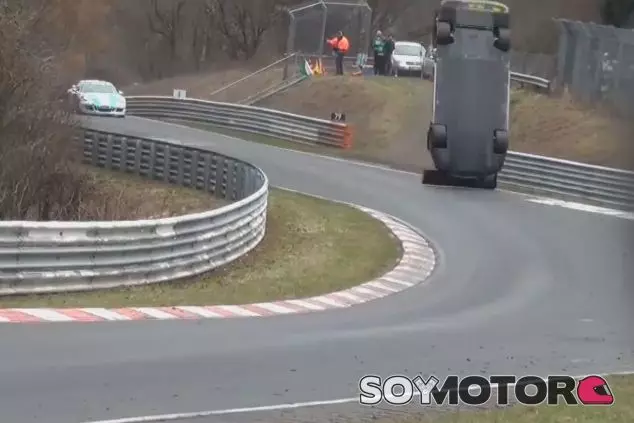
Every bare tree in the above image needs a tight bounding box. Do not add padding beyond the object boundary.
[147,0,186,60]
[0,1,80,219]
[203,0,285,60]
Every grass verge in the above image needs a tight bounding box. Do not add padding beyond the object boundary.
[0,188,401,308]
[378,374,632,423]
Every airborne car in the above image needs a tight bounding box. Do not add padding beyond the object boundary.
[423,0,511,189]
[68,79,126,118]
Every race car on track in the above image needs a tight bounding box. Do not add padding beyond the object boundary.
[68,79,126,117]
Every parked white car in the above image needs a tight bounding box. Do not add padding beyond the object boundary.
[391,41,431,78]
[68,79,126,118]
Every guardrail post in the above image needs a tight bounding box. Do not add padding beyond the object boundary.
[203,152,212,193]
[90,132,100,166]
[176,147,185,186]
[149,141,157,180]
[215,156,226,199]
[105,134,114,169]
[163,145,171,183]
[134,138,142,176]
[343,124,354,149]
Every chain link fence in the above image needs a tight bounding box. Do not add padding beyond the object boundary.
[286,0,372,61]
[555,19,634,116]
[510,51,557,79]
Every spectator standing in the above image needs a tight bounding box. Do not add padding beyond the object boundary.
[372,30,386,75]
[326,31,350,75]
[384,34,395,76]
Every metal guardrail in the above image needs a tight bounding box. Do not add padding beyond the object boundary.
[500,152,634,211]
[0,129,268,295]
[510,72,551,91]
[127,97,633,211]
[126,96,352,149]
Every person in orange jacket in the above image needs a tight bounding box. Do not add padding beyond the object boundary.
[327,31,350,75]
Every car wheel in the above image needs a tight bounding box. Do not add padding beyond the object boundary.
[436,21,454,45]
[428,124,447,149]
[493,129,509,154]
[493,28,511,52]
[478,174,497,190]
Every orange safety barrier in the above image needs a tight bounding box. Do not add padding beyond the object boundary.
[342,124,354,149]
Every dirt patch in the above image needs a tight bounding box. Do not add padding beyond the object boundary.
[0,188,401,308]
[257,75,634,171]
[76,166,225,220]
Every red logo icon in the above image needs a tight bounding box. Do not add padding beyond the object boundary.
[576,375,614,405]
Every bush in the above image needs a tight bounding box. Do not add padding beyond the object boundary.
[0,1,87,220]
[0,1,159,221]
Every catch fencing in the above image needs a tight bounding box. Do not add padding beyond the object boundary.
[286,0,372,60]
[510,51,557,80]
[0,129,268,295]
[555,19,634,115]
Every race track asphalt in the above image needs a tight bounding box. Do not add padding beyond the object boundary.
[0,116,632,423]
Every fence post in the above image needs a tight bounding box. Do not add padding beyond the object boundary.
[554,19,568,92]
[318,0,328,59]
[284,12,298,80]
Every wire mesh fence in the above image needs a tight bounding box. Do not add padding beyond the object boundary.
[555,19,634,116]
[510,51,557,79]
[286,0,372,60]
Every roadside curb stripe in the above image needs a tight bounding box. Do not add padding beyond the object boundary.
[0,205,436,324]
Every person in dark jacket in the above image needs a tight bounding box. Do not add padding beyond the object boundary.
[384,34,395,76]
[372,30,386,75]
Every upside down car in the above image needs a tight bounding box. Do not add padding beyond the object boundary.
[68,79,126,117]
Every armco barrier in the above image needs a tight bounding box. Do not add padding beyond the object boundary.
[126,96,634,211]
[500,152,634,210]
[126,96,352,149]
[510,72,551,92]
[0,129,268,295]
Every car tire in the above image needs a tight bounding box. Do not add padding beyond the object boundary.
[436,21,454,45]
[493,28,511,52]
[493,129,509,154]
[428,124,447,149]
[478,174,498,190]
[422,169,449,186]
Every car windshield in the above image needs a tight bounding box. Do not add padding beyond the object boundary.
[395,45,423,56]
[80,83,116,94]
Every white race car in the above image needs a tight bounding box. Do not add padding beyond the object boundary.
[68,79,126,117]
